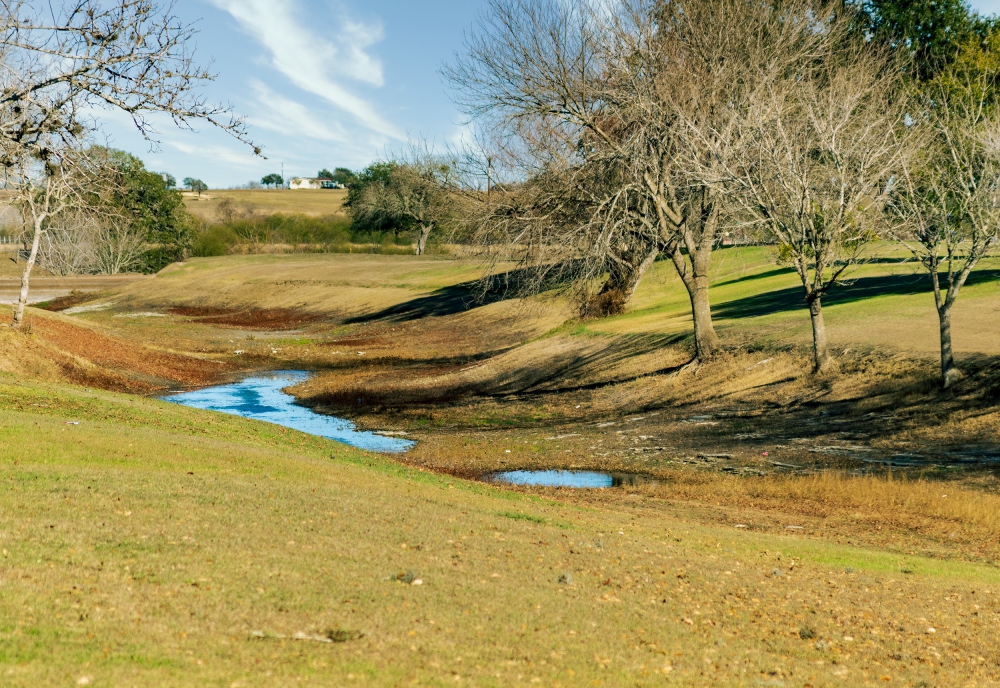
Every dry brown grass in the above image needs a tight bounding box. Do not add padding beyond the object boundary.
[182,188,348,221]
[4,380,1000,686]
[28,251,1000,570]
[0,311,233,392]
[6,252,1000,684]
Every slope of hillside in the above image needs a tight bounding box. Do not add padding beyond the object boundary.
[0,378,997,686]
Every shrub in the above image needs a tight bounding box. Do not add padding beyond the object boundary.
[192,225,239,257]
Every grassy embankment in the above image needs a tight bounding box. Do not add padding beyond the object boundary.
[7,247,1000,684]
[1,376,999,686]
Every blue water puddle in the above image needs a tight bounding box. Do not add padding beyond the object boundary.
[164,370,414,454]
[490,470,652,489]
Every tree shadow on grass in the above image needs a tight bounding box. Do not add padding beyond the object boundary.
[714,269,1000,319]
[345,265,577,324]
[313,332,691,411]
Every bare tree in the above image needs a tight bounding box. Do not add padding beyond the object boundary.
[40,211,99,276]
[4,144,96,324]
[0,0,254,328]
[449,0,843,361]
[730,22,908,372]
[889,54,1000,388]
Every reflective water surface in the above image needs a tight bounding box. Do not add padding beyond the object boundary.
[164,371,414,453]
[490,470,651,488]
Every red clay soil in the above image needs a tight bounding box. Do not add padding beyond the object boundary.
[29,316,234,393]
[167,306,324,330]
[36,291,98,312]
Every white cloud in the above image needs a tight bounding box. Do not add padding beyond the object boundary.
[209,0,403,140]
[170,140,263,170]
[248,81,351,144]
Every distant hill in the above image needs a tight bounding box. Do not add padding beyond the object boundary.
[181,188,348,222]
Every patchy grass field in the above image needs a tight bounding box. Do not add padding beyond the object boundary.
[7,249,1000,684]
[182,189,348,222]
[0,377,998,686]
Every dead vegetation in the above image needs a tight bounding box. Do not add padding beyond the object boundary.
[166,306,325,330]
[25,252,1000,571]
[0,311,233,393]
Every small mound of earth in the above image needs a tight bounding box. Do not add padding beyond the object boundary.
[37,291,99,312]
[167,306,324,330]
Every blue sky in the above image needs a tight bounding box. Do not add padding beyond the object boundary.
[99,0,1000,189]
[100,0,486,189]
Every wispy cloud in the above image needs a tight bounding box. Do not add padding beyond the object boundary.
[170,140,263,170]
[247,81,350,144]
[209,0,403,140]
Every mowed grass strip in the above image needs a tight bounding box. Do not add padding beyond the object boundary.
[0,380,998,686]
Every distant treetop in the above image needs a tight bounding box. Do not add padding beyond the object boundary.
[856,0,998,80]
[261,173,284,188]
[183,177,208,196]
[319,167,357,186]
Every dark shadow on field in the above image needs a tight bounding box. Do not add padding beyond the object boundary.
[712,258,925,290]
[311,332,691,410]
[486,333,692,398]
[712,267,795,288]
[714,269,1000,319]
[344,264,579,323]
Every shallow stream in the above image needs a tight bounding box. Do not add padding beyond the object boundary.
[490,470,652,488]
[165,370,414,454]
[166,372,656,487]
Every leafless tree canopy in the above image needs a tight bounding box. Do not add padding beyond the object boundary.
[0,0,256,328]
[728,21,909,372]
[0,0,253,155]
[889,47,1000,388]
[449,0,884,362]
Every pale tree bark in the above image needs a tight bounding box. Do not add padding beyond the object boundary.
[927,246,982,389]
[807,296,832,373]
[888,62,1000,389]
[644,175,722,358]
[12,176,63,329]
[668,200,722,358]
[13,212,44,328]
[416,223,433,255]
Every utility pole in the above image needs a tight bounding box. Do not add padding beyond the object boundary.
[281,162,284,189]
[486,156,493,198]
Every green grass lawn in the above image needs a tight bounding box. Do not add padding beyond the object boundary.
[1,376,998,686]
[586,246,1000,356]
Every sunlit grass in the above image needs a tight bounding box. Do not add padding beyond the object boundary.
[1,378,998,686]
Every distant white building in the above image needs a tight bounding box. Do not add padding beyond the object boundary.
[289,177,343,190]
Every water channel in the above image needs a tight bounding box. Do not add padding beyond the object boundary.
[164,370,414,454]
[166,372,654,488]
[490,470,653,488]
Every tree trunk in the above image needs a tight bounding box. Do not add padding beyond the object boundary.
[416,224,432,256]
[672,244,720,361]
[585,244,659,318]
[808,295,832,373]
[12,219,42,329]
[938,303,960,389]
[689,272,719,360]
